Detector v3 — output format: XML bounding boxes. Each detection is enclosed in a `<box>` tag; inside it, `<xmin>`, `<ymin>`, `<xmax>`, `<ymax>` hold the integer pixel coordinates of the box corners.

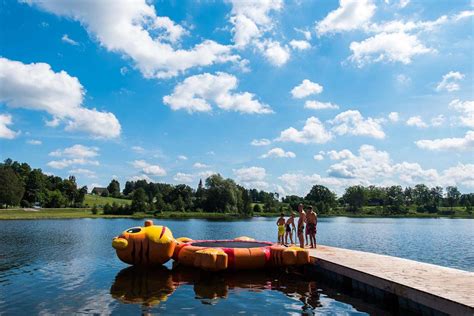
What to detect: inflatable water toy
<box><xmin>112</xmin><ymin>220</ymin><xmax>310</xmax><ymax>271</ymax></box>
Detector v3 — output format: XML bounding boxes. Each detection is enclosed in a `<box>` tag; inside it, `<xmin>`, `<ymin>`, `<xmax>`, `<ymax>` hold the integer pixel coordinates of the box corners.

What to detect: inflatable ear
<box><xmin>112</xmin><ymin>220</ymin><xmax>176</xmax><ymax>266</ymax></box>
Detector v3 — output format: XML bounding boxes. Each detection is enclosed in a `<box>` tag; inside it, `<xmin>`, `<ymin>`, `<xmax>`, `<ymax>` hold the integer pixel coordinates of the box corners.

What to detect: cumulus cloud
<box><xmin>251</xmin><ymin>138</ymin><xmax>271</xmax><ymax>146</ymax></box>
<box><xmin>415</xmin><ymin>131</ymin><xmax>474</xmax><ymax>151</ymax></box>
<box><xmin>131</xmin><ymin>146</ymin><xmax>145</xmax><ymax>154</ymax></box>
<box><xmin>129</xmin><ymin>174</ymin><xmax>153</xmax><ymax>182</ymax></box>
<box><xmin>47</xmin><ymin>145</ymin><xmax>100</xmax><ymax>169</ymax></box>
<box><xmin>173</xmin><ymin>172</ymin><xmax>194</xmax><ymax>183</ymax></box>
<box><xmin>193</xmin><ymin>162</ymin><xmax>209</xmax><ymax>169</ymax></box>
<box><xmin>349</xmin><ymin>32</ymin><xmax>433</xmax><ymax>66</ymax></box>
<box><xmin>406</xmin><ymin>116</ymin><xmax>428</xmax><ymax>128</ymax></box>
<box><xmin>277</xmin><ymin>116</ymin><xmax>332</xmax><ymax>144</ymax></box>
<box><xmin>261</xmin><ymin>147</ymin><xmax>296</xmax><ymax>159</ymax></box>
<box><xmin>330</xmin><ymin>110</ymin><xmax>385</xmax><ymax>139</ymax></box>
<box><xmin>27</xmin><ymin>139</ymin><xmax>42</xmax><ymax>145</ymax></box>
<box><xmin>163</xmin><ymin>72</ymin><xmax>272</xmax><ymax>114</ymax></box>
<box><xmin>61</xmin><ymin>34</ymin><xmax>79</xmax><ymax>46</ymax></box>
<box><xmin>27</xmin><ymin>0</ymin><xmax>240</xmax><ymax>78</ymax></box>
<box><xmin>449</xmin><ymin>99</ymin><xmax>474</xmax><ymax>128</ymax></box>
<box><xmin>0</xmin><ymin>114</ymin><xmax>18</xmax><ymax>139</ymax></box>
<box><xmin>304</xmin><ymin>100</ymin><xmax>339</xmax><ymax>110</ymax></box>
<box><xmin>233</xmin><ymin>166</ymin><xmax>268</xmax><ymax>189</ymax></box>
<box><xmin>279</xmin><ymin>144</ymin><xmax>474</xmax><ymax>195</ymax></box>
<box><xmin>316</xmin><ymin>0</ymin><xmax>376</xmax><ymax>35</ymax></box>
<box><xmin>47</xmin><ymin>158</ymin><xmax>99</xmax><ymax>169</ymax></box>
<box><xmin>430</xmin><ymin>115</ymin><xmax>445</xmax><ymax>127</ymax></box>
<box><xmin>313</xmin><ymin>154</ymin><xmax>324</xmax><ymax>161</ymax></box>
<box><xmin>256</xmin><ymin>40</ymin><xmax>290</xmax><ymax>66</ymax></box>
<box><xmin>291</xmin><ymin>79</ymin><xmax>323</xmax><ymax>99</ymax></box>
<box><xmin>131</xmin><ymin>160</ymin><xmax>166</xmax><ymax>176</ymax></box>
<box><xmin>0</xmin><ymin>57</ymin><xmax>121</xmax><ymax>138</ymax></box>
<box><xmin>388</xmin><ymin>112</ymin><xmax>399</xmax><ymax>122</ymax></box>
<box><xmin>436</xmin><ymin>71</ymin><xmax>464</xmax><ymax>92</ymax></box>
<box><xmin>289</xmin><ymin>40</ymin><xmax>311</xmax><ymax>50</ymax></box>
<box><xmin>177</xmin><ymin>155</ymin><xmax>188</xmax><ymax>160</ymax></box>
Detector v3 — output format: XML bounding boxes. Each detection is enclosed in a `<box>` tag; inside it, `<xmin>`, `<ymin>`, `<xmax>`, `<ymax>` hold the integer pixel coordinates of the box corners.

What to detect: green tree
<box><xmin>173</xmin><ymin>196</ymin><xmax>185</xmax><ymax>212</ymax></box>
<box><xmin>253</xmin><ymin>203</ymin><xmax>262</xmax><ymax>213</ymax></box>
<box><xmin>107</xmin><ymin>179</ymin><xmax>121</xmax><ymax>197</ymax></box>
<box><xmin>446</xmin><ymin>186</ymin><xmax>461</xmax><ymax>209</ymax></box>
<box><xmin>305</xmin><ymin>184</ymin><xmax>337</xmax><ymax>213</ymax></box>
<box><xmin>45</xmin><ymin>190</ymin><xmax>67</xmax><ymax>208</ymax></box>
<box><xmin>0</xmin><ymin>166</ymin><xmax>25</xmax><ymax>208</ymax></box>
<box><xmin>24</xmin><ymin>169</ymin><xmax>46</xmax><ymax>205</ymax></box>
<box><xmin>385</xmin><ymin>185</ymin><xmax>405</xmax><ymax>213</ymax></box>
<box><xmin>131</xmin><ymin>188</ymin><xmax>147</xmax><ymax>213</ymax></box>
<box><xmin>77</xmin><ymin>186</ymin><xmax>88</xmax><ymax>206</ymax></box>
<box><xmin>342</xmin><ymin>185</ymin><xmax>367</xmax><ymax>212</ymax></box>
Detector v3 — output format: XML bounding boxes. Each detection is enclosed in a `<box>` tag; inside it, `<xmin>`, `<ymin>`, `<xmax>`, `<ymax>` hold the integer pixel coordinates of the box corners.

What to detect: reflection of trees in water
<box><xmin>110</xmin><ymin>266</ymin><xmax>322</xmax><ymax>312</ymax></box>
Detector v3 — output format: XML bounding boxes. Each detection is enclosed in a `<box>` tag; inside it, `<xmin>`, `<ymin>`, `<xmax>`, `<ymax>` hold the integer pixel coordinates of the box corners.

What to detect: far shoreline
<box><xmin>1</xmin><ymin>208</ymin><xmax>473</xmax><ymax>220</ymax></box>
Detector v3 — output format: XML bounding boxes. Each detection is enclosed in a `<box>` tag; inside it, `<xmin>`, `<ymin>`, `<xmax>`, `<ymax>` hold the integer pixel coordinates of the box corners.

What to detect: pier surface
<box><xmin>308</xmin><ymin>245</ymin><xmax>474</xmax><ymax>315</ymax></box>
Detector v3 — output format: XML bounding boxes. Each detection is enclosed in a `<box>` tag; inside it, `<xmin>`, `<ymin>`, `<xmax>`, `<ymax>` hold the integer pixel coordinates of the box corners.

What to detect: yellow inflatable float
<box><xmin>112</xmin><ymin>220</ymin><xmax>309</xmax><ymax>271</ymax></box>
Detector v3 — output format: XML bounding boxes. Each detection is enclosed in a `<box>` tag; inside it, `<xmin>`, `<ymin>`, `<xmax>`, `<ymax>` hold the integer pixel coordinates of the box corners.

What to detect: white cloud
<box><xmin>198</xmin><ymin>170</ymin><xmax>217</xmax><ymax>179</ymax></box>
<box><xmin>0</xmin><ymin>57</ymin><xmax>121</xmax><ymax>138</ymax></box>
<box><xmin>388</xmin><ymin>112</ymin><xmax>399</xmax><ymax>122</ymax></box>
<box><xmin>436</xmin><ymin>71</ymin><xmax>464</xmax><ymax>92</ymax></box>
<box><xmin>120</xmin><ymin>67</ymin><xmax>129</xmax><ymax>76</ymax></box>
<box><xmin>331</xmin><ymin>110</ymin><xmax>385</xmax><ymax>139</ymax></box>
<box><xmin>304</xmin><ymin>100</ymin><xmax>339</xmax><ymax>110</ymax></box>
<box><xmin>289</xmin><ymin>40</ymin><xmax>311</xmax><ymax>50</ymax></box>
<box><xmin>415</xmin><ymin>131</ymin><xmax>474</xmax><ymax>151</ymax></box>
<box><xmin>399</xmin><ymin>0</ymin><xmax>410</xmax><ymax>8</ymax></box>
<box><xmin>291</xmin><ymin>80</ymin><xmax>323</xmax><ymax>99</ymax></box>
<box><xmin>61</xmin><ymin>34</ymin><xmax>79</xmax><ymax>46</ymax></box>
<box><xmin>277</xmin><ymin>116</ymin><xmax>332</xmax><ymax>144</ymax></box>
<box><xmin>313</xmin><ymin>154</ymin><xmax>324</xmax><ymax>161</ymax></box>
<box><xmin>279</xmin><ymin>145</ymin><xmax>474</xmax><ymax>195</ymax></box>
<box><xmin>27</xmin><ymin>139</ymin><xmax>42</xmax><ymax>145</ymax></box>
<box><xmin>261</xmin><ymin>147</ymin><xmax>296</xmax><ymax>159</ymax></box>
<box><xmin>349</xmin><ymin>32</ymin><xmax>433</xmax><ymax>66</ymax></box>
<box><xmin>430</xmin><ymin>115</ymin><xmax>445</xmax><ymax>127</ymax></box>
<box><xmin>47</xmin><ymin>158</ymin><xmax>99</xmax><ymax>170</ymax></box>
<box><xmin>131</xmin><ymin>146</ymin><xmax>145</xmax><ymax>153</ymax></box>
<box><xmin>406</xmin><ymin>116</ymin><xmax>428</xmax><ymax>128</ymax></box>
<box><xmin>233</xmin><ymin>166</ymin><xmax>268</xmax><ymax>189</ymax></box>
<box><xmin>251</xmin><ymin>138</ymin><xmax>271</xmax><ymax>146</ymax></box>
<box><xmin>396</xmin><ymin>74</ymin><xmax>411</xmax><ymax>85</ymax></box>
<box><xmin>28</xmin><ymin>0</ymin><xmax>239</xmax><ymax>79</ymax></box>
<box><xmin>177</xmin><ymin>155</ymin><xmax>188</xmax><ymax>160</ymax></box>
<box><xmin>69</xmin><ymin>168</ymin><xmax>97</xmax><ymax>178</ymax></box>
<box><xmin>131</xmin><ymin>160</ymin><xmax>166</xmax><ymax>176</ymax></box>
<box><xmin>193</xmin><ymin>162</ymin><xmax>209</xmax><ymax>169</ymax></box>
<box><xmin>163</xmin><ymin>72</ymin><xmax>272</xmax><ymax>114</ymax></box>
<box><xmin>128</xmin><ymin>174</ymin><xmax>153</xmax><ymax>182</ymax></box>
<box><xmin>316</xmin><ymin>0</ymin><xmax>376</xmax><ymax>35</ymax></box>
<box><xmin>49</xmin><ymin>144</ymin><xmax>99</xmax><ymax>158</ymax></box>
<box><xmin>294</xmin><ymin>27</ymin><xmax>312</xmax><ymax>41</ymax></box>
<box><xmin>229</xmin><ymin>0</ymin><xmax>283</xmax><ymax>47</ymax></box>
<box><xmin>449</xmin><ymin>99</ymin><xmax>474</xmax><ymax>128</ymax></box>
<box><xmin>257</xmin><ymin>40</ymin><xmax>290</xmax><ymax>66</ymax></box>
<box><xmin>0</xmin><ymin>114</ymin><xmax>18</xmax><ymax>139</ymax></box>
<box><xmin>327</xmin><ymin>149</ymin><xmax>355</xmax><ymax>160</ymax></box>
<box><xmin>173</xmin><ymin>172</ymin><xmax>194</xmax><ymax>183</ymax></box>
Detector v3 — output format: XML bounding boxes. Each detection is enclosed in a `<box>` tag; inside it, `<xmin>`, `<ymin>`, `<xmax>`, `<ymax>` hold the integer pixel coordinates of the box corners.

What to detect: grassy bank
<box><xmin>1</xmin><ymin>208</ymin><xmax>472</xmax><ymax>220</ymax></box>
<box><xmin>83</xmin><ymin>194</ymin><xmax>131</xmax><ymax>207</ymax></box>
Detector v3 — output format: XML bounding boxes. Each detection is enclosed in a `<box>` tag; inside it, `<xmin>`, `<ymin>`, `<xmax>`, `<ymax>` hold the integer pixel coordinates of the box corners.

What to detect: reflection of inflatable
<box><xmin>112</xmin><ymin>220</ymin><xmax>309</xmax><ymax>270</ymax></box>
<box><xmin>110</xmin><ymin>266</ymin><xmax>320</xmax><ymax>308</ymax></box>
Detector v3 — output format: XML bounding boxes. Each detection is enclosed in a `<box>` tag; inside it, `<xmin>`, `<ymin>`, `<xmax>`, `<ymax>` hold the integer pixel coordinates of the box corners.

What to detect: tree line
<box><xmin>1</xmin><ymin>159</ymin><xmax>473</xmax><ymax>216</ymax></box>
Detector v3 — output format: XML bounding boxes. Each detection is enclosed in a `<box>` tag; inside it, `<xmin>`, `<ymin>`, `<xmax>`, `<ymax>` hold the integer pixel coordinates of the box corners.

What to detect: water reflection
<box><xmin>111</xmin><ymin>266</ymin><xmax>322</xmax><ymax>312</ymax></box>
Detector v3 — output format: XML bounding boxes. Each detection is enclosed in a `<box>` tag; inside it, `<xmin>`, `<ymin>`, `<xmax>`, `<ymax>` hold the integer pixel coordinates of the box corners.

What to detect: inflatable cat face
<box><xmin>112</xmin><ymin>220</ymin><xmax>176</xmax><ymax>266</ymax></box>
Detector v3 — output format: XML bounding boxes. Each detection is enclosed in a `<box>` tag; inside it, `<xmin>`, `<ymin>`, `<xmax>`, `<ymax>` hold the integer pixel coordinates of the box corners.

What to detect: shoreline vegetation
<box><xmin>1</xmin><ymin>207</ymin><xmax>472</xmax><ymax>220</ymax></box>
<box><xmin>1</xmin><ymin>159</ymin><xmax>473</xmax><ymax>221</ymax></box>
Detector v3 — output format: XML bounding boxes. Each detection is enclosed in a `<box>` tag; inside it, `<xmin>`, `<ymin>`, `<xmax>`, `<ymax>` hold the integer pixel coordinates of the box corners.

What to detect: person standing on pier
<box><xmin>284</xmin><ymin>213</ymin><xmax>296</xmax><ymax>245</ymax></box>
<box><xmin>276</xmin><ymin>213</ymin><xmax>286</xmax><ymax>244</ymax></box>
<box><xmin>297</xmin><ymin>204</ymin><xmax>306</xmax><ymax>248</ymax></box>
<box><xmin>306</xmin><ymin>206</ymin><xmax>317</xmax><ymax>248</ymax></box>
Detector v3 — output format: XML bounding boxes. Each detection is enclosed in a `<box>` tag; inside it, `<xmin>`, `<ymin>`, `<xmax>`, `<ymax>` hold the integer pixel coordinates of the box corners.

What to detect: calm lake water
<box><xmin>0</xmin><ymin>217</ymin><xmax>473</xmax><ymax>315</ymax></box>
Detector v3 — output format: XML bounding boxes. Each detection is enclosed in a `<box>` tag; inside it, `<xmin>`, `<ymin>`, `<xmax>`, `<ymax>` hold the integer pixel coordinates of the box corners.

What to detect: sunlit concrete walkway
<box><xmin>308</xmin><ymin>245</ymin><xmax>474</xmax><ymax>315</ymax></box>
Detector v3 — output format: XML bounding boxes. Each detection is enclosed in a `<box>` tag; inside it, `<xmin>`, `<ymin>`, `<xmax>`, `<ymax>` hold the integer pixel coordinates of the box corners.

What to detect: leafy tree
<box><xmin>100</xmin><ymin>189</ymin><xmax>110</xmax><ymax>197</ymax></box>
<box><xmin>446</xmin><ymin>186</ymin><xmax>461</xmax><ymax>209</ymax></box>
<box><xmin>77</xmin><ymin>186</ymin><xmax>88</xmax><ymax>206</ymax></box>
<box><xmin>253</xmin><ymin>204</ymin><xmax>262</xmax><ymax>213</ymax></box>
<box><xmin>385</xmin><ymin>185</ymin><xmax>405</xmax><ymax>213</ymax></box>
<box><xmin>131</xmin><ymin>188</ymin><xmax>147</xmax><ymax>213</ymax></box>
<box><xmin>0</xmin><ymin>166</ymin><xmax>25</xmax><ymax>207</ymax></box>
<box><xmin>45</xmin><ymin>190</ymin><xmax>67</xmax><ymax>208</ymax></box>
<box><xmin>342</xmin><ymin>185</ymin><xmax>367</xmax><ymax>212</ymax></box>
<box><xmin>413</xmin><ymin>184</ymin><xmax>430</xmax><ymax>206</ymax></box>
<box><xmin>305</xmin><ymin>185</ymin><xmax>336</xmax><ymax>213</ymax></box>
<box><xmin>123</xmin><ymin>181</ymin><xmax>135</xmax><ymax>196</ymax></box>
<box><xmin>173</xmin><ymin>196</ymin><xmax>185</xmax><ymax>212</ymax></box>
<box><xmin>107</xmin><ymin>179</ymin><xmax>121</xmax><ymax>197</ymax></box>
<box><xmin>24</xmin><ymin>169</ymin><xmax>46</xmax><ymax>205</ymax></box>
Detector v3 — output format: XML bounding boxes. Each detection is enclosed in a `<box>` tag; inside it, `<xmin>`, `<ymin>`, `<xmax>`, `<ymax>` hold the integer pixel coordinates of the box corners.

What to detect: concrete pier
<box><xmin>307</xmin><ymin>246</ymin><xmax>474</xmax><ymax>315</ymax></box>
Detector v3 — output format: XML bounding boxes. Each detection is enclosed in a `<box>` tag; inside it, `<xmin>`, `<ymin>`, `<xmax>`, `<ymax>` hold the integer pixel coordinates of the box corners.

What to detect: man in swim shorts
<box><xmin>306</xmin><ymin>206</ymin><xmax>317</xmax><ymax>248</ymax></box>
<box><xmin>297</xmin><ymin>204</ymin><xmax>306</xmax><ymax>248</ymax></box>
<box><xmin>284</xmin><ymin>213</ymin><xmax>296</xmax><ymax>245</ymax></box>
<box><xmin>276</xmin><ymin>213</ymin><xmax>286</xmax><ymax>244</ymax></box>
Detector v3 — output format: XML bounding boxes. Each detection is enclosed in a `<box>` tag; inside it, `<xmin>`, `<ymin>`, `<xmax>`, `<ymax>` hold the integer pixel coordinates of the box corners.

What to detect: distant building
<box><xmin>91</xmin><ymin>187</ymin><xmax>108</xmax><ymax>195</ymax></box>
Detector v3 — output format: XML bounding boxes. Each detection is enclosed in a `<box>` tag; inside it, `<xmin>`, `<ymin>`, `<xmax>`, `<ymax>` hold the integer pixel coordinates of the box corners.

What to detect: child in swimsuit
<box><xmin>284</xmin><ymin>213</ymin><xmax>296</xmax><ymax>245</ymax></box>
<box><xmin>276</xmin><ymin>213</ymin><xmax>286</xmax><ymax>244</ymax></box>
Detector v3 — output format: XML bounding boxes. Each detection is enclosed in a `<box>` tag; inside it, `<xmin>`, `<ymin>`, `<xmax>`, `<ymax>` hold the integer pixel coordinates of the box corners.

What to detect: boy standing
<box><xmin>276</xmin><ymin>213</ymin><xmax>286</xmax><ymax>244</ymax></box>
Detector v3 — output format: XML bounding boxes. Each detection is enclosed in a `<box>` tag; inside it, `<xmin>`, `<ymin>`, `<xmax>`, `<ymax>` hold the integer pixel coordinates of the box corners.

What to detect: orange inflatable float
<box><xmin>112</xmin><ymin>220</ymin><xmax>310</xmax><ymax>271</ymax></box>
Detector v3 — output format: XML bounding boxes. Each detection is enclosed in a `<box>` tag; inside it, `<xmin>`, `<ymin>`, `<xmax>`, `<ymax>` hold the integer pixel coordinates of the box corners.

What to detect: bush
<box><xmin>91</xmin><ymin>205</ymin><xmax>98</xmax><ymax>215</ymax></box>
<box><xmin>253</xmin><ymin>204</ymin><xmax>262</xmax><ymax>213</ymax></box>
<box><xmin>20</xmin><ymin>200</ymin><xmax>31</xmax><ymax>208</ymax></box>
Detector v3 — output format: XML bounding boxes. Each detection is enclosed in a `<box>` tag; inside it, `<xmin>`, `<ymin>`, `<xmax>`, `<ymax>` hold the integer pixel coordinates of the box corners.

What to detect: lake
<box><xmin>1</xmin><ymin>217</ymin><xmax>473</xmax><ymax>315</ymax></box>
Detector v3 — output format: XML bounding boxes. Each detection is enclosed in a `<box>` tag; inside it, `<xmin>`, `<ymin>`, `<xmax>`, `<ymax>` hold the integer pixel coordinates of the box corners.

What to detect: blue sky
<box><xmin>0</xmin><ymin>0</ymin><xmax>473</xmax><ymax>196</ymax></box>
